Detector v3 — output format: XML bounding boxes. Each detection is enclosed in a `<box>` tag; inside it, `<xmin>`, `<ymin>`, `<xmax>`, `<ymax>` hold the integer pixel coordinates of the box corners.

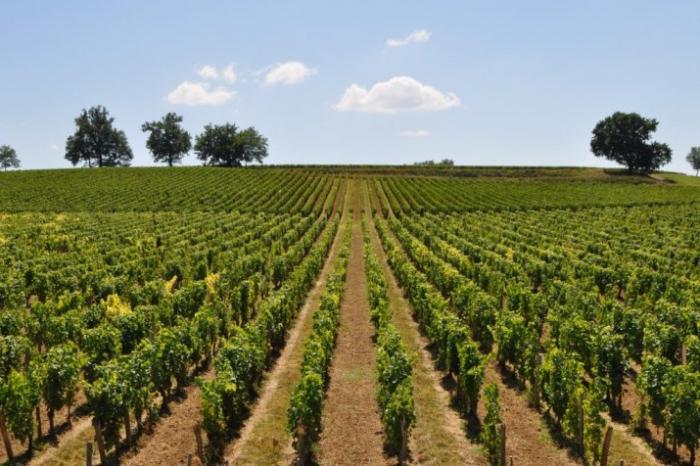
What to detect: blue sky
<box><xmin>1</xmin><ymin>0</ymin><xmax>698</xmax><ymax>172</ymax></box>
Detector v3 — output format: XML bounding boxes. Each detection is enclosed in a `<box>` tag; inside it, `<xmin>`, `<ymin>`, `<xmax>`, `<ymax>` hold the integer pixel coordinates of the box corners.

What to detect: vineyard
<box><xmin>0</xmin><ymin>167</ymin><xmax>698</xmax><ymax>465</ymax></box>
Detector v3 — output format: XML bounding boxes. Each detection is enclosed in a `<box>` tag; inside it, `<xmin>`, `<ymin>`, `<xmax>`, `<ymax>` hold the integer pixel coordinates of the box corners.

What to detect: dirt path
<box><xmin>225</xmin><ymin>184</ymin><xmax>350</xmax><ymax>466</ymax></box>
<box><xmin>317</xmin><ymin>179</ymin><xmax>387</xmax><ymax>466</ymax></box>
<box><xmin>0</xmin><ymin>392</ymin><xmax>89</xmax><ymax>465</ymax></box>
<box><xmin>364</xmin><ymin>184</ymin><xmax>486</xmax><ymax>466</ymax></box>
<box><xmin>482</xmin><ymin>363</ymin><xmax>580</xmax><ymax>466</ymax></box>
<box><xmin>30</xmin><ymin>416</ymin><xmax>93</xmax><ymax>466</ymax></box>
<box><xmin>121</xmin><ymin>368</ymin><xmax>214</xmax><ymax>466</ymax></box>
<box><xmin>602</xmin><ymin>413</ymin><xmax>661</xmax><ymax>466</ymax></box>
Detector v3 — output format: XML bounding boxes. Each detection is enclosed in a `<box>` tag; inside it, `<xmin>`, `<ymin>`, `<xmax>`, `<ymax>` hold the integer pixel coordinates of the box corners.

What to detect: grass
<box><xmin>607</xmin><ymin>424</ymin><xmax>659</xmax><ymax>466</ymax></box>
<box><xmin>34</xmin><ymin>426</ymin><xmax>95</xmax><ymax>466</ymax></box>
<box><xmin>363</xmin><ymin>183</ymin><xmax>485</xmax><ymax>466</ymax></box>
<box><xmin>230</xmin><ymin>184</ymin><xmax>349</xmax><ymax>466</ymax></box>
<box><xmin>658</xmin><ymin>171</ymin><xmax>700</xmax><ymax>186</ymax></box>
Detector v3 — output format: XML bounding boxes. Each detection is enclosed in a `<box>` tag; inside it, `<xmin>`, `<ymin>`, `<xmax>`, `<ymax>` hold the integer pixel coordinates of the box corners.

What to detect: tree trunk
<box><xmin>27</xmin><ymin>430</ymin><xmax>33</xmax><ymax>457</ymax></box>
<box><xmin>124</xmin><ymin>411</ymin><xmax>132</xmax><ymax>445</ymax></box>
<box><xmin>48</xmin><ymin>407</ymin><xmax>56</xmax><ymax>438</ymax></box>
<box><xmin>399</xmin><ymin>418</ymin><xmax>408</xmax><ymax>464</ymax></box>
<box><xmin>36</xmin><ymin>406</ymin><xmax>43</xmax><ymax>438</ymax></box>
<box><xmin>94</xmin><ymin>420</ymin><xmax>107</xmax><ymax>464</ymax></box>
<box><xmin>0</xmin><ymin>412</ymin><xmax>14</xmax><ymax>462</ymax></box>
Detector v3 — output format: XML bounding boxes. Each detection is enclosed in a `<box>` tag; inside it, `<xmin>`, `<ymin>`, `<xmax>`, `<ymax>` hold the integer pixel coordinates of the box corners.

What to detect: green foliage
<box><xmin>590</xmin><ymin>111</ymin><xmax>672</xmax><ymax>174</ymax></box>
<box><xmin>194</xmin><ymin>123</ymin><xmax>268</xmax><ymax>167</ymax></box>
<box><xmin>583</xmin><ymin>379</ymin><xmax>607</xmax><ymax>464</ymax></box>
<box><xmin>480</xmin><ymin>383</ymin><xmax>502</xmax><ymax>464</ymax></box>
<box><xmin>382</xmin><ymin>379</ymin><xmax>415</xmax><ymax>455</ymax></box>
<box><xmin>151</xmin><ymin>327</ymin><xmax>190</xmax><ymax>396</ymax></box>
<box><xmin>637</xmin><ymin>354</ymin><xmax>672</xmax><ymax>431</ymax></box>
<box><xmin>0</xmin><ymin>145</ymin><xmax>20</xmax><ymax>171</ymax></box>
<box><xmin>661</xmin><ymin>366</ymin><xmax>700</xmax><ymax>458</ymax></box>
<box><xmin>492</xmin><ymin>310</ymin><xmax>536</xmax><ymax>384</ymax></box>
<box><xmin>456</xmin><ymin>340</ymin><xmax>486</xmax><ymax>417</ymax></box>
<box><xmin>685</xmin><ymin>334</ymin><xmax>700</xmax><ymax>371</ymax></box>
<box><xmin>362</xmin><ymin>220</ymin><xmax>415</xmax><ymax>457</ymax></box>
<box><xmin>42</xmin><ymin>342</ymin><xmax>82</xmax><ymax>417</ymax></box>
<box><xmin>539</xmin><ymin>349</ymin><xmax>582</xmax><ymax>424</ymax></box>
<box><xmin>197</xmin><ymin>371</ymin><xmax>234</xmax><ymax>449</ymax></box>
<box><xmin>686</xmin><ymin>146</ymin><xmax>700</xmax><ymax>175</ymax></box>
<box><xmin>65</xmin><ymin>105</ymin><xmax>133</xmax><ymax>167</ymax></box>
<box><xmin>0</xmin><ymin>369</ymin><xmax>39</xmax><ymax>443</ymax></box>
<box><xmin>288</xmin><ymin>372</ymin><xmax>324</xmax><ymax>444</ymax></box>
<box><xmin>142</xmin><ymin>112</ymin><xmax>192</xmax><ymax>166</ymax></box>
<box><xmin>288</xmin><ymin>219</ymin><xmax>349</xmax><ymax>456</ymax></box>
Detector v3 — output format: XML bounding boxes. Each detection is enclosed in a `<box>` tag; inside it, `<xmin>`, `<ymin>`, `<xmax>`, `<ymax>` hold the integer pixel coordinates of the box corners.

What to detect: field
<box><xmin>0</xmin><ymin>167</ymin><xmax>698</xmax><ymax>466</ymax></box>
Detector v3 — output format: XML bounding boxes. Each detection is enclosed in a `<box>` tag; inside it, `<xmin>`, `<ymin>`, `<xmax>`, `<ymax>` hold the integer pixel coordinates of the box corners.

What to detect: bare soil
<box><xmin>317</xmin><ymin>179</ymin><xmax>388</xmax><ymax>466</ymax></box>
<box><xmin>483</xmin><ymin>363</ymin><xmax>580</xmax><ymax>466</ymax></box>
<box><xmin>225</xmin><ymin>183</ymin><xmax>350</xmax><ymax>465</ymax></box>
<box><xmin>0</xmin><ymin>391</ymin><xmax>88</xmax><ymax>465</ymax></box>
<box><xmin>363</xmin><ymin>180</ymin><xmax>485</xmax><ymax>466</ymax></box>
<box><xmin>121</xmin><ymin>369</ymin><xmax>215</xmax><ymax>466</ymax></box>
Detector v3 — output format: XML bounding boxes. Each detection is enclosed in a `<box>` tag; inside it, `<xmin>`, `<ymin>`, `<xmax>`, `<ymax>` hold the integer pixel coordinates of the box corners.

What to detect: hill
<box><xmin>0</xmin><ymin>166</ymin><xmax>698</xmax><ymax>213</ymax></box>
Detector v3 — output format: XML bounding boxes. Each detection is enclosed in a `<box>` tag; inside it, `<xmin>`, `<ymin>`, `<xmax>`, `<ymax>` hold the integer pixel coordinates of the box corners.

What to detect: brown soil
<box><xmin>225</xmin><ymin>184</ymin><xmax>350</xmax><ymax>465</ymax></box>
<box><xmin>618</xmin><ymin>370</ymin><xmax>682</xmax><ymax>465</ymax></box>
<box><xmin>122</xmin><ymin>368</ymin><xmax>215</xmax><ymax>466</ymax></box>
<box><xmin>317</xmin><ymin>179</ymin><xmax>388</xmax><ymax>466</ymax></box>
<box><xmin>29</xmin><ymin>415</ymin><xmax>93</xmax><ymax>466</ymax></box>
<box><xmin>0</xmin><ymin>391</ymin><xmax>88</xmax><ymax>464</ymax></box>
<box><xmin>362</xmin><ymin>180</ymin><xmax>484</xmax><ymax>466</ymax></box>
<box><xmin>483</xmin><ymin>363</ymin><xmax>580</xmax><ymax>466</ymax></box>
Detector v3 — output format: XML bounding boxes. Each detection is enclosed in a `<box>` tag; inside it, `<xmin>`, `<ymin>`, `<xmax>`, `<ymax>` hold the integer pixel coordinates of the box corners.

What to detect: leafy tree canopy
<box><xmin>142</xmin><ymin>113</ymin><xmax>192</xmax><ymax>167</ymax></box>
<box><xmin>590</xmin><ymin>112</ymin><xmax>671</xmax><ymax>174</ymax></box>
<box><xmin>65</xmin><ymin>106</ymin><xmax>133</xmax><ymax>168</ymax></box>
<box><xmin>194</xmin><ymin>123</ymin><xmax>268</xmax><ymax>167</ymax></box>
<box><xmin>686</xmin><ymin>147</ymin><xmax>700</xmax><ymax>176</ymax></box>
<box><xmin>0</xmin><ymin>145</ymin><xmax>20</xmax><ymax>171</ymax></box>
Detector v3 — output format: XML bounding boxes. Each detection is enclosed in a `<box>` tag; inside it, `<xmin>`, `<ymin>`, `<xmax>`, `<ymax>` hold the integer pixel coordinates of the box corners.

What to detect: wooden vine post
<box><xmin>600</xmin><ymin>426</ymin><xmax>613</xmax><ymax>466</ymax></box>
<box><xmin>85</xmin><ymin>442</ymin><xmax>93</xmax><ymax>466</ymax></box>
<box><xmin>194</xmin><ymin>423</ymin><xmax>205</xmax><ymax>463</ymax></box>
<box><xmin>399</xmin><ymin>417</ymin><xmax>408</xmax><ymax>464</ymax></box>
<box><xmin>93</xmin><ymin>420</ymin><xmax>107</xmax><ymax>465</ymax></box>
<box><xmin>499</xmin><ymin>423</ymin><xmax>507</xmax><ymax>466</ymax></box>
<box><xmin>576</xmin><ymin>395</ymin><xmax>584</xmax><ymax>459</ymax></box>
<box><xmin>0</xmin><ymin>413</ymin><xmax>14</xmax><ymax>462</ymax></box>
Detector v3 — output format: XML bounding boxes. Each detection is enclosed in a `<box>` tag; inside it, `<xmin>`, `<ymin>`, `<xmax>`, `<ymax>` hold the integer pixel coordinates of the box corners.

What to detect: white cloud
<box><xmin>400</xmin><ymin>129</ymin><xmax>430</xmax><ymax>137</ymax></box>
<box><xmin>197</xmin><ymin>64</ymin><xmax>238</xmax><ymax>84</ymax></box>
<box><xmin>166</xmin><ymin>81</ymin><xmax>235</xmax><ymax>106</ymax></box>
<box><xmin>49</xmin><ymin>144</ymin><xmax>60</xmax><ymax>151</ymax></box>
<box><xmin>221</xmin><ymin>65</ymin><xmax>237</xmax><ymax>83</ymax></box>
<box><xmin>335</xmin><ymin>76</ymin><xmax>459</xmax><ymax>113</ymax></box>
<box><xmin>197</xmin><ymin>65</ymin><xmax>219</xmax><ymax>80</ymax></box>
<box><xmin>264</xmin><ymin>61</ymin><xmax>317</xmax><ymax>86</ymax></box>
<box><xmin>387</xmin><ymin>29</ymin><xmax>431</xmax><ymax>48</ymax></box>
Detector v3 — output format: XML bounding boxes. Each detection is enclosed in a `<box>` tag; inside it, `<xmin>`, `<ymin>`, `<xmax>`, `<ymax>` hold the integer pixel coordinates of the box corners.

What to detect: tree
<box><xmin>141</xmin><ymin>113</ymin><xmax>192</xmax><ymax>166</ymax></box>
<box><xmin>686</xmin><ymin>147</ymin><xmax>700</xmax><ymax>176</ymax></box>
<box><xmin>590</xmin><ymin>112</ymin><xmax>672</xmax><ymax>174</ymax></box>
<box><xmin>65</xmin><ymin>106</ymin><xmax>133</xmax><ymax>167</ymax></box>
<box><xmin>194</xmin><ymin>123</ymin><xmax>268</xmax><ymax>167</ymax></box>
<box><xmin>0</xmin><ymin>146</ymin><xmax>20</xmax><ymax>171</ymax></box>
